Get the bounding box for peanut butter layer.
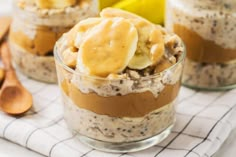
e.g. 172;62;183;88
61;80;180;117
174;24;236;63
9;26;70;56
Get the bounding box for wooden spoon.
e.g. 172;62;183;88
0;42;33;115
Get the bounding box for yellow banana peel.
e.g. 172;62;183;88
113;0;165;24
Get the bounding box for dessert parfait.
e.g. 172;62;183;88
9;0;99;83
166;0;236;89
55;8;185;152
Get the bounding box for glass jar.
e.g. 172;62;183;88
54;32;185;152
9;0;99;83
166;0;236;90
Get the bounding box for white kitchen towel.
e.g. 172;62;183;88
1;71;236;157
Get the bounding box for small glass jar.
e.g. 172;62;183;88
54;33;185;152
9;0;99;83
166;0;236;90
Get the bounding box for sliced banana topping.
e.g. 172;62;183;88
63;8;168;77
101;8;165;70
77;18;138;77
74;18;103;48
128;53;151;70
149;28;165;63
66;18;102;48
35;0;76;9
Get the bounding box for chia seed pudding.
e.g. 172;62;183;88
166;0;236;89
54;8;185;152
9;0;99;83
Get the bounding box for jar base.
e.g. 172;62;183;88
75;125;173;153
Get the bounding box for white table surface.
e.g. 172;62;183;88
0;0;236;157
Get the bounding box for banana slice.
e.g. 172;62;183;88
101;8;165;70
66;18;102;48
128;53;151;70
35;0;76;9
62;48;78;68
74;18;103;48
149;28;165;63
128;24;165;69
77;18;138;77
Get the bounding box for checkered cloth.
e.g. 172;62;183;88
1;70;236;157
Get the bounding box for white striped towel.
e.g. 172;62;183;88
0;70;236;157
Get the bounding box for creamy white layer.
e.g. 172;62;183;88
63;93;175;143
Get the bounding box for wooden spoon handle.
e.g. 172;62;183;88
0;42;14;71
4;70;19;85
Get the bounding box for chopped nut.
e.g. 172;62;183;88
169;56;177;64
126;70;140;79
107;73;127;79
155;59;173;73
165;35;182;55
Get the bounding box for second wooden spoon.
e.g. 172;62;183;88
0;42;33;115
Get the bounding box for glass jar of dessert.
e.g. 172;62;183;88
9;0;99;83
55;8;185;152
166;0;236;90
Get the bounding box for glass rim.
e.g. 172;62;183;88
54;37;186;81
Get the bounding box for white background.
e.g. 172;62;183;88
0;0;236;156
